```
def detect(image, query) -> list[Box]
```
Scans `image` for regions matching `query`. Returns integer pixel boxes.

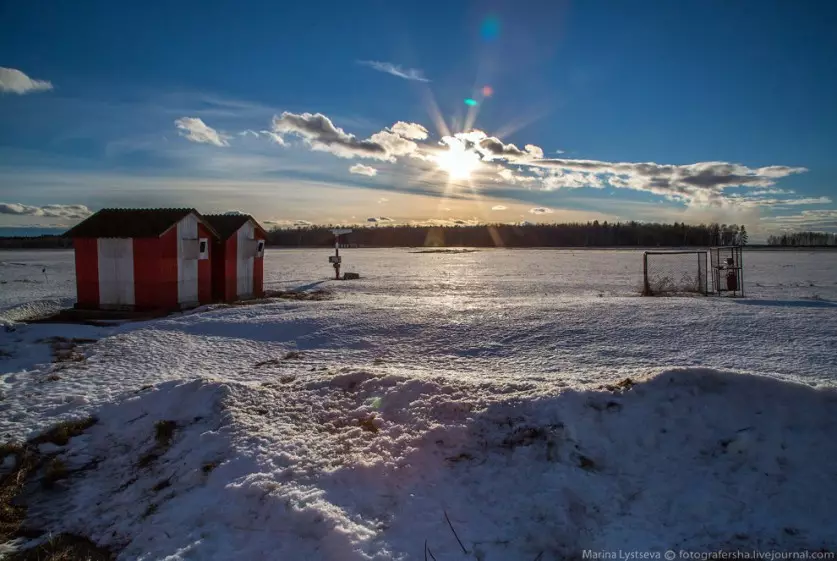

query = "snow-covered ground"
[1,248,836,559]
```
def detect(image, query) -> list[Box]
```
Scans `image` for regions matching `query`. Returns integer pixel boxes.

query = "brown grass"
[31,418,97,447]
[42,458,68,488]
[1,419,110,560]
[4,533,112,561]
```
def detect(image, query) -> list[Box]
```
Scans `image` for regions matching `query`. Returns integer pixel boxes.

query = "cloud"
[259,130,286,145]
[0,67,53,94]
[529,207,554,215]
[349,163,378,177]
[761,210,837,233]
[0,203,92,219]
[367,130,419,158]
[357,60,430,82]
[726,195,831,208]
[378,197,389,204]
[524,144,544,159]
[491,205,508,211]
[526,159,808,202]
[238,130,259,138]
[542,169,604,190]
[272,112,394,161]
[263,219,313,228]
[367,216,394,223]
[390,122,429,140]
[174,117,229,147]
[497,168,537,185]
[258,110,812,210]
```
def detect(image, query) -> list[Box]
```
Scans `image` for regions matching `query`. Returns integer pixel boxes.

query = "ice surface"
[1,248,836,559]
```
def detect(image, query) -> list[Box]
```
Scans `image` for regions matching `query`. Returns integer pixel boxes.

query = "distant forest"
[5,222,834,249]
[766,232,837,247]
[266,221,750,248]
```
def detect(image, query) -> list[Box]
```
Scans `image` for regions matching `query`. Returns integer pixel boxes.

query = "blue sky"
[1,0,836,238]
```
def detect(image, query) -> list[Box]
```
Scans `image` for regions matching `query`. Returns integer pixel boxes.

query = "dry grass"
[263,289,331,301]
[31,418,97,448]
[138,421,177,468]
[0,443,35,543]
[42,458,68,488]
[154,421,176,448]
[5,533,112,561]
[0,419,110,559]
[36,337,97,364]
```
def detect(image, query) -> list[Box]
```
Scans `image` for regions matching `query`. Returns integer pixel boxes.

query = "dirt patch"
[35,337,97,365]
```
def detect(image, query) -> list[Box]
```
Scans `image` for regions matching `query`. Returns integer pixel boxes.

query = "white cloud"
[349,164,378,177]
[273,112,392,160]
[367,130,419,158]
[367,216,394,223]
[174,117,229,147]
[529,207,554,215]
[528,158,808,203]
[390,122,429,140]
[357,60,430,82]
[378,197,389,204]
[0,67,53,94]
[259,130,286,145]
[259,110,814,210]
[263,219,313,228]
[726,195,831,208]
[0,202,92,219]
[761,210,837,233]
[524,144,544,159]
[491,205,508,211]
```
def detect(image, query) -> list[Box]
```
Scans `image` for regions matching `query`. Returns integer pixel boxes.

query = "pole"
[334,234,341,280]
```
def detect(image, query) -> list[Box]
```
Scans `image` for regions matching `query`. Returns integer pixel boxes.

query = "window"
[198,238,209,260]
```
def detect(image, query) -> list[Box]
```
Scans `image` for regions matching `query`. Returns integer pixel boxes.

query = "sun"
[434,145,481,180]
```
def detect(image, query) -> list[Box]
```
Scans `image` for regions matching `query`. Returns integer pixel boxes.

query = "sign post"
[330,229,352,280]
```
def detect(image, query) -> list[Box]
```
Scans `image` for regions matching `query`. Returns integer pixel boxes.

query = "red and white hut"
[66,208,217,310]
[203,214,267,302]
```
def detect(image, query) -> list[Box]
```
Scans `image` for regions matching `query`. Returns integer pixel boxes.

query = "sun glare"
[435,145,481,180]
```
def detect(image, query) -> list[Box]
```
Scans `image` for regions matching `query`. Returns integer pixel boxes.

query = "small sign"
[329,256,342,264]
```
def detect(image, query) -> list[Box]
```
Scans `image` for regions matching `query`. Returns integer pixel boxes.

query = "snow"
[1,247,837,559]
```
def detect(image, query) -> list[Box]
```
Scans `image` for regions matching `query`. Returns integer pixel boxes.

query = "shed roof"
[203,214,268,240]
[65,208,218,239]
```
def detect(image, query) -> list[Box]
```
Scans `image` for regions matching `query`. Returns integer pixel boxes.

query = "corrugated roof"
[65,208,219,239]
[203,214,268,240]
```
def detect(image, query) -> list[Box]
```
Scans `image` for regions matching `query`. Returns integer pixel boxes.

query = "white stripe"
[97,238,134,307]
[236,223,254,298]
[177,215,199,305]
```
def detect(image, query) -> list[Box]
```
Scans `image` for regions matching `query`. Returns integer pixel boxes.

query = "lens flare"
[480,15,501,41]
[482,85,494,97]
[464,98,478,107]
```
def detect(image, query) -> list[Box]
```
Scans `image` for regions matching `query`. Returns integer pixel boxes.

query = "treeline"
[0,235,72,249]
[766,232,837,247]
[266,221,750,248]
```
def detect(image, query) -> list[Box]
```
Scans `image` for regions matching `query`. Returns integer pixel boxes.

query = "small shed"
[203,214,267,302]
[66,208,217,311]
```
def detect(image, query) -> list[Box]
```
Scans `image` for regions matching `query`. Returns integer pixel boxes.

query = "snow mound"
[19,368,837,560]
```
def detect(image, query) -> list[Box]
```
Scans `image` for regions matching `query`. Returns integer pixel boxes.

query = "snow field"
[18,369,837,560]
[1,247,836,559]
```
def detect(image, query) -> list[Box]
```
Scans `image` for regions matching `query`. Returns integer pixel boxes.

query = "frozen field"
[1,248,836,560]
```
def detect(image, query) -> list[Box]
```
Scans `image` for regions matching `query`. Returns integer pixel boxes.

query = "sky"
[1,0,836,239]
